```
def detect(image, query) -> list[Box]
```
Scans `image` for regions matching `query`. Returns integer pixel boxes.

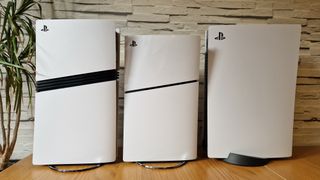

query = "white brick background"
[0,0,319,160]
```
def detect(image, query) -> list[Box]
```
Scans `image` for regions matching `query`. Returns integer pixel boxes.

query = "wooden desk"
[1,147,320,180]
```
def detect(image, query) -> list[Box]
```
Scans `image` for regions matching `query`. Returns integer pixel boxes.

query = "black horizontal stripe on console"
[36,69,118,92]
[125,80,198,94]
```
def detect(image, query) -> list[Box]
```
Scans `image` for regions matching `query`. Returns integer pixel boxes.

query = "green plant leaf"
[0,0,41,112]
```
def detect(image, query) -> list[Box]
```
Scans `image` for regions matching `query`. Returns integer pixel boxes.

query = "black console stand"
[224,153,269,166]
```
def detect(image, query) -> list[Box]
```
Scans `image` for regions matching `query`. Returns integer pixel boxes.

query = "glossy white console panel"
[123,35,200,162]
[33,20,117,165]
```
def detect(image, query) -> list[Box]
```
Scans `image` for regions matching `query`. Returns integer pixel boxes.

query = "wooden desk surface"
[1,146,320,180]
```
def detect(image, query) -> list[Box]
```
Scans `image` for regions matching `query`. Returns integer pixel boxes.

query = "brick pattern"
[0,0,319,159]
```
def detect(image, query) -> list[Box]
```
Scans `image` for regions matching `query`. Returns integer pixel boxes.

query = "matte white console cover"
[207,25,301,158]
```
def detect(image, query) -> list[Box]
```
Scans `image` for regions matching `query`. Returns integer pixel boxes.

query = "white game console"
[123,35,200,162]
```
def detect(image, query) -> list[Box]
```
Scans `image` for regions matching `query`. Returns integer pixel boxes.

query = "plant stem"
[0,91,6,154]
[5,98,11,154]
[8,105,20,158]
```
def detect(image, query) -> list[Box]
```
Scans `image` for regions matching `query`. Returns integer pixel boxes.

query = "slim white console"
[123,35,200,164]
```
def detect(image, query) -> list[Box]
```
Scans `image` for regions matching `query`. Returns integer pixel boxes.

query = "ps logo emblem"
[215,32,225,40]
[41,25,49,32]
[129,40,137,47]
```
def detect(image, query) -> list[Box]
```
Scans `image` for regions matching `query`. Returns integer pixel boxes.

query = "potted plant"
[0,0,41,170]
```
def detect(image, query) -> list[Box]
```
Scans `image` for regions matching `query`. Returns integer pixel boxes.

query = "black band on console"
[36,69,118,92]
[125,80,198,94]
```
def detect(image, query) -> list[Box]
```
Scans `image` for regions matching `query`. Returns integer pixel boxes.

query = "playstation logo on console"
[129,40,137,47]
[41,25,49,32]
[215,32,225,40]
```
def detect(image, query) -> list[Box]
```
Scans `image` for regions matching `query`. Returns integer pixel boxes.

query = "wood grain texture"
[1,147,320,180]
[266,146,320,180]
[0,156,282,180]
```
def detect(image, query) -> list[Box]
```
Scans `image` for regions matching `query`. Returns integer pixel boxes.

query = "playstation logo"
[41,25,49,32]
[214,32,225,40]
[129,40,137,47]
